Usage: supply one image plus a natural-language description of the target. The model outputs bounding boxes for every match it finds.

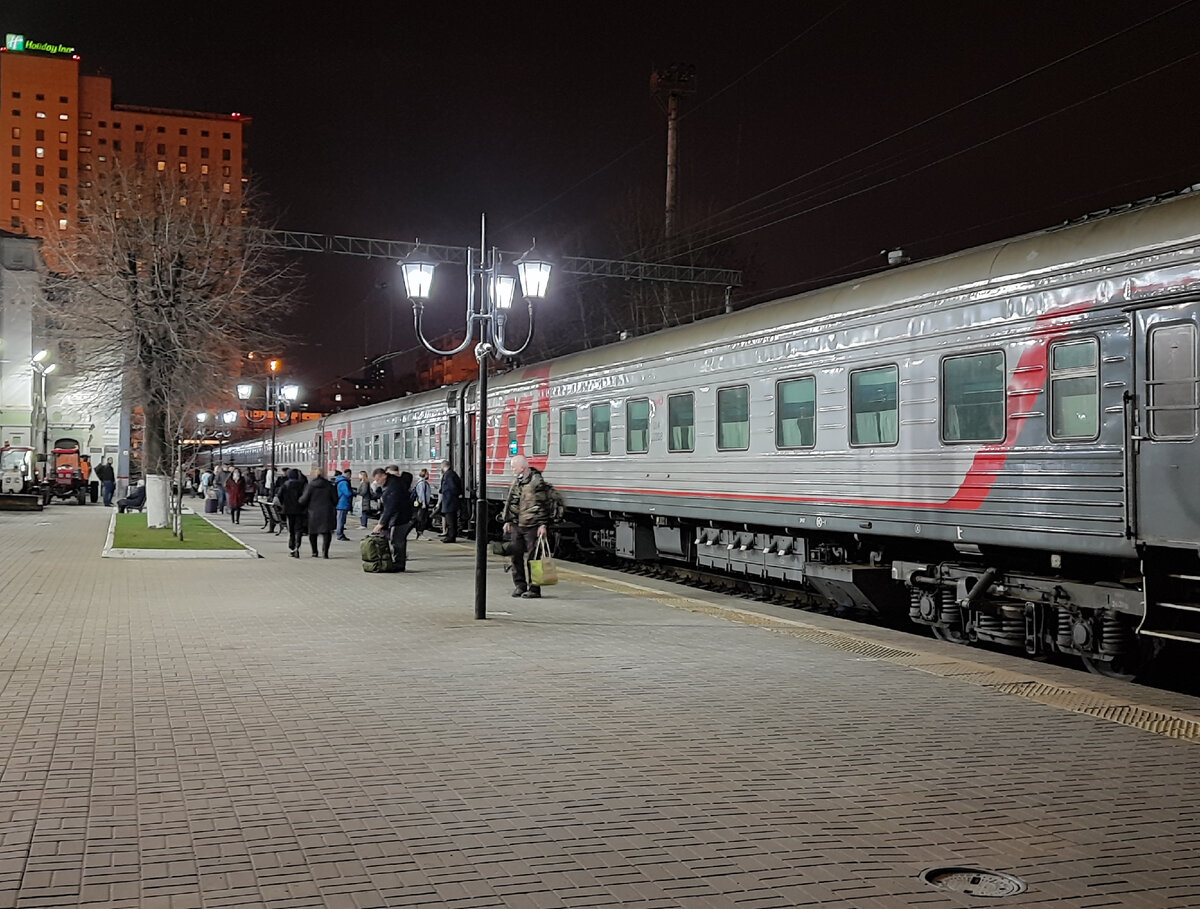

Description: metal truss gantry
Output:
[255,228,742,288]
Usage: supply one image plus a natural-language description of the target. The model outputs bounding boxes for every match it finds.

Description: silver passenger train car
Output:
[227,187,1200,676]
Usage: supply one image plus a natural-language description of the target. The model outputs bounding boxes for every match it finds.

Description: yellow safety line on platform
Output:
[561,568,1200,744]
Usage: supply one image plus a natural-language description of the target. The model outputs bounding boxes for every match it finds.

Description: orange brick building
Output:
[1,33,248,239]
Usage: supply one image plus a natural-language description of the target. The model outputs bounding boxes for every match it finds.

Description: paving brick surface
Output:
[0,505,1199,908]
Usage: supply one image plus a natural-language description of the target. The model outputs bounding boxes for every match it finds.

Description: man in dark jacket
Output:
[278,468,307,558]
[373,467,413,571]
[95,457,116,507]
[439,459,463,543]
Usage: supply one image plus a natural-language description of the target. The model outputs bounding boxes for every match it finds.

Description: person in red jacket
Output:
[225,468,247,525]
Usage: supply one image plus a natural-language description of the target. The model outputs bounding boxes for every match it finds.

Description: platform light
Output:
[516,251,553,300]
[221,410,238,425]
[492,273,516,311]
[236,383,253,401]
[281,384,299,402]
[32,349,47,363]
[401,254,437,303]
[399,215,554,621]
[196,412,208,423]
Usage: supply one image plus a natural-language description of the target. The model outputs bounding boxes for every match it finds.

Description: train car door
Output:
[1133,303,1200,546]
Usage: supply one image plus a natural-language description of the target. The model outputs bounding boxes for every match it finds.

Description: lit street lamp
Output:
[194,410,237,465]
[236,357,299,482]
[401,215,553,620]
[30,350,57,475]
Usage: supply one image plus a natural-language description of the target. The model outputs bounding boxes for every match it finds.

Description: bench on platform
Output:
[259,499,284,535]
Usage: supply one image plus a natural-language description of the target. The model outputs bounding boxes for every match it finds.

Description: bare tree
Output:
[37,157,299,525]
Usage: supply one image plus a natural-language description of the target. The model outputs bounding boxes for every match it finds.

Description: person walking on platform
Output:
[373,467,413,571]
[96,457,116,507]
[439,459,462,543]
[501,455,553,599]
[300,468,338,558]
[412,468,432,540]
[225,467,246,524]
[278,468,306,558]
[334,468,354,541]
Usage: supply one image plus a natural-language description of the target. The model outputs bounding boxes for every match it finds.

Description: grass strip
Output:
[112,513,247,550]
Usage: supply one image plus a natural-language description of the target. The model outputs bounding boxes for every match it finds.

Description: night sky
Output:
[9,1,1200,392]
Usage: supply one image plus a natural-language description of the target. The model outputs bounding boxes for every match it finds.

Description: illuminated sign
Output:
[4,34,76,55]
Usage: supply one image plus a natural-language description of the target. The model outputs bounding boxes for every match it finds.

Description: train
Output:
[224,185,1200,678]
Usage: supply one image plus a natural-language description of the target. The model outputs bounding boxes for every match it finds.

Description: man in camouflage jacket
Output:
[501,455,551,598]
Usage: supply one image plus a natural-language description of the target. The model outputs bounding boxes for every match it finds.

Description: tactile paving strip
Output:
[568,568,1200,743]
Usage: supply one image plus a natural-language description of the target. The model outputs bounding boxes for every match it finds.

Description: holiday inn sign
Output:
[5,34,76,55]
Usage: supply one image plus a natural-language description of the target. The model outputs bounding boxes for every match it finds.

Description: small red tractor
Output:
[41,446,89,505]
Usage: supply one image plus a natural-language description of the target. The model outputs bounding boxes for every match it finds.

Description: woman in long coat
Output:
[225,468,247,525]
[298,468,338,558]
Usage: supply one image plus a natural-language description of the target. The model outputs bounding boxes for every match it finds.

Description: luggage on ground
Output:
[361,532,398,573]
[204,498,218,514]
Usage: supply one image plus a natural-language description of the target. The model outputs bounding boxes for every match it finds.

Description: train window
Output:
[776,377,816,448]
[373,435,381,461]
[1049,339,1100,440]
[403,429,414,460]
[716,385,750,450]
[850,365,899,446]
[507,415,517,455]
[591,403,611,454]
[560,408,577,455]
[429,425,439,459]
[942,352,1005,443]
[626,399,650,454]
[1147,326,1196,439]
[668,393,694,452]
[532,411,549,456]
[383,432,391,459]
[418,428,428,459]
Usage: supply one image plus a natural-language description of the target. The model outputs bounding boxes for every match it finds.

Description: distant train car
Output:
[229,187,1200,676]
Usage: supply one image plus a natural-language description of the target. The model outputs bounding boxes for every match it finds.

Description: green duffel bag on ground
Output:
[361,532,398,573]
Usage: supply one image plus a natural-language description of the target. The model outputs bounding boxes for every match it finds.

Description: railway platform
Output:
[1,504,1199,908]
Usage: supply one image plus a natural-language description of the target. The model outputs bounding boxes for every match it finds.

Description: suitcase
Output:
[204,498,218,514]
[360,532,398,573]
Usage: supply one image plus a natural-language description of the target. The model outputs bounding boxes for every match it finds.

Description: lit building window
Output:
[35,148,45,159]
[178,162,187,173]
[58,218,67,229]
[97,156,106,162]
[9,199,19,210]
[200,164,209,175]
[10,127,18,139]
[179,196,187,206]
[156,161,165,171]
[58,132,67,143]
[59,113,68,121]
[35,111,46,119]
[222,183,231,193]
[35,200,44,211]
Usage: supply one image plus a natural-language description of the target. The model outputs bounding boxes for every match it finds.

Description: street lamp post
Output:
[237,358,299,482]
[30,350,57,478]
[400,215,553,620]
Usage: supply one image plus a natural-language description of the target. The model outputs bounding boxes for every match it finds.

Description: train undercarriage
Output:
[570,513,1175,680]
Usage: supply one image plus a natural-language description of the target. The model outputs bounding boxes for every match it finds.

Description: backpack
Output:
[542,481,566,524]
[360,532,399,573]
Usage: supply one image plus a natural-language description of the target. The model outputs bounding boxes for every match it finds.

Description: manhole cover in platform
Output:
[920,867,1027,898]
